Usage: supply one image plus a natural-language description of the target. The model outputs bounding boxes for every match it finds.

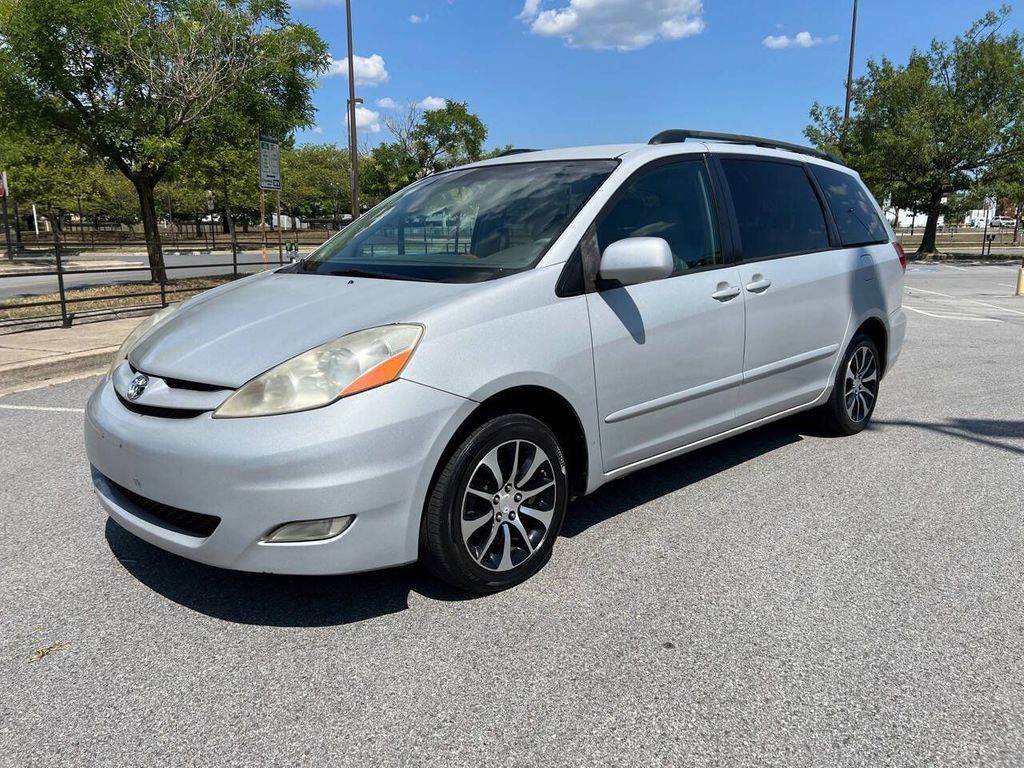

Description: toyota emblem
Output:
[126,373,149,401]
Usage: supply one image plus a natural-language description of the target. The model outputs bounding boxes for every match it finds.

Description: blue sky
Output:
[291,0,1024,151]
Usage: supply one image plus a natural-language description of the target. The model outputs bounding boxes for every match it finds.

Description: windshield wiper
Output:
[325,268,419,281]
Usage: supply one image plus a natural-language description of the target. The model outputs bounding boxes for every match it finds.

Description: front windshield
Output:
[301,160,618,282]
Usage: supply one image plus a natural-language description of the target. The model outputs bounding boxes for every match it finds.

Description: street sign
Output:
[259,133,281,191]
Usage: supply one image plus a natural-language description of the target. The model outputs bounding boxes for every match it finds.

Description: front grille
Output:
[162,376,226,392]
[116,391,205,419]
[102,474,221,537]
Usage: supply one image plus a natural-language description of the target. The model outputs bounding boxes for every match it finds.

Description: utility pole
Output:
[841,0,859,150]
[345,0,360,221]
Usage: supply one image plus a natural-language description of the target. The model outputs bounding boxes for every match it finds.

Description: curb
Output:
[0,347,116,392]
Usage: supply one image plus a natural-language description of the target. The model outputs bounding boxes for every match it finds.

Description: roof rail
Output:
[497,148,538,157]
[648,129,843,165]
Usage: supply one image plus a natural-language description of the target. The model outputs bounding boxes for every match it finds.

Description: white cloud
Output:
[311,125,324,134]
[324,53,389,86]
[375,97,400,110]
[762,31,839,49]
[346,105,382,133]
[519,0,705,51]
[409,14,429,23]
[519,0,541,19]
[417,96,447,111]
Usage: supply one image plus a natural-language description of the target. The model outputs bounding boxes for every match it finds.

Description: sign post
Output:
[258,133,281,268]
[1,171,13,260]
[276,191,284,265]
[259,190,267,266]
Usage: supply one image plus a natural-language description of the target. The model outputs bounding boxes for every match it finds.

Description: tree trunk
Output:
[131,174,166,282]
[13,200,22,245]
[917,192,943,256]
[1014,202,1021,246]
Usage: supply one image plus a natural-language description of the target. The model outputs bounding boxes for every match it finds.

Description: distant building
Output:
[886,196,997,229]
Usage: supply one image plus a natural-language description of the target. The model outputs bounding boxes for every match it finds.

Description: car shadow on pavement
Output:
[105,414,815,628]
[104,519,471,628]
[561,416,807,538]
[869,417,1024,456]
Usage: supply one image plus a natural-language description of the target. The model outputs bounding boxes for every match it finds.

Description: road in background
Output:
[1,265,1022,766]
[0,249,318,301]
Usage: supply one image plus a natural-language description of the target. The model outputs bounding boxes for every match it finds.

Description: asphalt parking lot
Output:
[2,264,1023,767]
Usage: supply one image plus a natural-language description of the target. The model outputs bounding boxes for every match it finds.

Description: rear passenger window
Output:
[597,160,721,273]
[810,165,888,246]
[720,158,830,260]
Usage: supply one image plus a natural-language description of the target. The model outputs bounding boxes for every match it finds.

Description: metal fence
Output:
[0,229,335,333]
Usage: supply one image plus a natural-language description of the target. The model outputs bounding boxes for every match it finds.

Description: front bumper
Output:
[85,377,474,575]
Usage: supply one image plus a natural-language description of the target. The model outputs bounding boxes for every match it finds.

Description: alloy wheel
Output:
[460,439,558,572]
[844,345,878,423]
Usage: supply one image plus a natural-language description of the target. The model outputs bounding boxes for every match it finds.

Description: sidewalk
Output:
[0,318,137,393]
[0,258,141,275]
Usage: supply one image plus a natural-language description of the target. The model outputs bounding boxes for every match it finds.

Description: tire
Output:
[816,333,882,436]
[421,414,569,593]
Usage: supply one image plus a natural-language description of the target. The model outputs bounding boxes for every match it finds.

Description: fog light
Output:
[263,516,354,543]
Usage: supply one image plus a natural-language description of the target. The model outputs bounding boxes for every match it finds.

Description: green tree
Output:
[362,141,421,203]
[170,117,261,240]
[0,121,136,246]
[280,144,350,227]
[0,0,326,278]
[413,101,487,175]
[0,127,88,212]
[363,101,488,201]
[983,154,1024,243]
[806,7,1024,255]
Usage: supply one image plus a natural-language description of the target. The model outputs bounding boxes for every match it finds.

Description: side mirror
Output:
[598,237,674,286]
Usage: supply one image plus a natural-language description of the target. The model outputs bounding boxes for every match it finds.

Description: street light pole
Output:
[345,0,360,221]
[841,0,859,149]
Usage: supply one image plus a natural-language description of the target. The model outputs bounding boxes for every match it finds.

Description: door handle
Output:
[711,283,741,302]
[745,275,772,293]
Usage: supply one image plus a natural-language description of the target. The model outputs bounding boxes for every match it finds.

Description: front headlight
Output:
[108,304,179,377]
[213,324,423,418]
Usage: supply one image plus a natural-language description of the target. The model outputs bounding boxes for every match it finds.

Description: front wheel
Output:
[421,414,568,593]
[816,333,881,435]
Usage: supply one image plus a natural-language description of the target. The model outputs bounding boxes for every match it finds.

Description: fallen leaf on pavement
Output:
[29,642,68,663]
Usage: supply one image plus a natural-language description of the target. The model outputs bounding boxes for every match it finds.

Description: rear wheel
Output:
[421,414,568,593]
[816,333,881,435]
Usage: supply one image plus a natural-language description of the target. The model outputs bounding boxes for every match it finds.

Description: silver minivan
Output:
[85,130,907,592]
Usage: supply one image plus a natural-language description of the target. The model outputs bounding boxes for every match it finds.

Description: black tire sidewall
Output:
[429,414,568,591]
[830,334,881,434]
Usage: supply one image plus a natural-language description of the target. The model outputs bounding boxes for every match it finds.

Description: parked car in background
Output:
[85,129,907,593]
[989,215,1017,227]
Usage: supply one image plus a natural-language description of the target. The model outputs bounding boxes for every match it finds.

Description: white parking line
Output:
[903,305,1002,322]
[0,404,86,413]
[943,264,968,271]
[906,286,1024,316]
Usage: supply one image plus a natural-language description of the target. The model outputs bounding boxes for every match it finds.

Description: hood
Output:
[129,271,477,387]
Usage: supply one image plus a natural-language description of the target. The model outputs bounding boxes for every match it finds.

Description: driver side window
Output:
[597,160,721,274]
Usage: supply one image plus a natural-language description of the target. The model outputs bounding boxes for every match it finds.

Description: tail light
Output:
[893,241,907,272]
